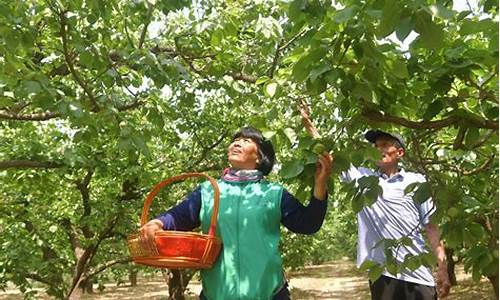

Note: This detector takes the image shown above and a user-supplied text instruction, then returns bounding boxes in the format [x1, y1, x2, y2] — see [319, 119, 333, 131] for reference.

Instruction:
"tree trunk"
[445, 248, 457, 286]
[165, 269, 196, 300]
[81, 279, 93, 294]
[129, 269, 138, 286]
[167, 270, 186, 300]
[487, 275, 499, 299]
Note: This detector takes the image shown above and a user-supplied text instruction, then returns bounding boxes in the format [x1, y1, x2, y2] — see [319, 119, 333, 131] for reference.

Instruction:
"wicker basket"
[127, 173, 222, 269]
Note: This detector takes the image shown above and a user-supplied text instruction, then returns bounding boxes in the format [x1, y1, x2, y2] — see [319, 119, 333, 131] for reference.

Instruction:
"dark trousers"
[370, 275, 437, 300]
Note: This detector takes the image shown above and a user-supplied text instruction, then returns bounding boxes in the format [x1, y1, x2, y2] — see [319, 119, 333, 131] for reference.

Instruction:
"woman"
[140, 127, 333, 300]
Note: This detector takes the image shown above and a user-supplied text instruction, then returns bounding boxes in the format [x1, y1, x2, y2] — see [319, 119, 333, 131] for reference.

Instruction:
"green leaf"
[414, 10, 445, 49]
[292, 56, 312, 82]
[332, 152, 350, 174]
[283, 127, 297, 144]
[357, 175, 379, 190]
[386, 262, 398, 275]
[305, 77, 327, 95]
[472, 266, 482, 282]
[455, 10, 471, 20]
[400, 236, 414, 247]
[460, 19, 497, 35]
[333, 6, 357, 23]
[376, 0, 401, 38]
[413, 182, 431, 203]
[79, 51, 96, 68]
[468, 222, 486, 238]
[255, 76, 270, 85]
[359, 260, 378, 271]
[264, 82, 279, 97]
[352, 82, 372, 102]
[404, 182, 419, 195]
[464, 127, 479, 149]
[363, 186, 381, 206]
[404, 254, 422, 271]
[292, 47, 328, 82]
[310, 64, 331, 82]
[446, 226, 464, 248]
[280, 160, 304, 179]
[364, 147, 380, 162]
[423, 100, 444, 120]
[430, 4, 455, 20]
[421, 252, 437, 267]
[352, 193, 364, 213]
[368, 264, 384, 282]
[388, 59, 409, 79]
[24, 81, 42, 94]
[262, 131, 276, 139]
[288, 0, 307, 21]
[0, 97, 14, 108]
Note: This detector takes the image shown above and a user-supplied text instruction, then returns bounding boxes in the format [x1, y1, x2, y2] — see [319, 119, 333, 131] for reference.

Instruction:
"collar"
[377, 168, 406, 180]
[222, 168, 264, 183]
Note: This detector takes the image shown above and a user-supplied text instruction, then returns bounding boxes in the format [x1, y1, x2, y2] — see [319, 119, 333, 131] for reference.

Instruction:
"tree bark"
[80, 279, 94, 294]
[166, 269, 196, 300]
[167, 270, 186, 300]
[129, 269, 138, 286]
[445, 248, 457, 286]
[487, 275, 499, 299]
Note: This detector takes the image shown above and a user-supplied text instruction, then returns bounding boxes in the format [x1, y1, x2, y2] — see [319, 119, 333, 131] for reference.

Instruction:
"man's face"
[374, 136, 404, 168]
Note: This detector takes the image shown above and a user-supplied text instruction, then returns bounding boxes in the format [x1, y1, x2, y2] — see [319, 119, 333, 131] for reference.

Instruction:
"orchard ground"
[0, 259, 495, 300]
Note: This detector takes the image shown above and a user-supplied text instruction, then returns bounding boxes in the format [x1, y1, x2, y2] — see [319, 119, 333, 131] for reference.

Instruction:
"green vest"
[199, 179, 285, 300]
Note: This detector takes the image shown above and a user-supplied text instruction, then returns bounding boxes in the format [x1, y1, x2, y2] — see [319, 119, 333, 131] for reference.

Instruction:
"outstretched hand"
[314, 152, 334, 200]
[298, 100, 321, 139]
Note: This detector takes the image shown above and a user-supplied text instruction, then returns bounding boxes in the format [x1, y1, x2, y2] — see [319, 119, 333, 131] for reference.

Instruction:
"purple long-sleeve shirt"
[156, 186, 327, 234]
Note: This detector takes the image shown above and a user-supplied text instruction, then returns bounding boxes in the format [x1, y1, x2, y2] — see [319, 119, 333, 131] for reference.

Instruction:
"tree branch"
[26, 273, 53, 286]
[82, 257, 132, 281]
[278, 27, 311, 52]
[138, 2, 154, 49]
[230, 72, 257, 83]
[462, 155, 496, 175]
[0, 110, 61, 121]
[187, 129, 229, 170]
[452, 127, 467, 150]
[0, 160, 64, 169]
[470, 130, 496, 149]
[361, 109, 498, 130]
[59, 10, 99, 111]
[76, 168, 94, 238]
[267, 40, 283, 78]
[481, 65, 498, 88]
[465, 72, 498, 104]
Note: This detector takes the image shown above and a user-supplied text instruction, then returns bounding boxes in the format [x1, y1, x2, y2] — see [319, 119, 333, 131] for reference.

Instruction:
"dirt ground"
[0, 259, 495, 299]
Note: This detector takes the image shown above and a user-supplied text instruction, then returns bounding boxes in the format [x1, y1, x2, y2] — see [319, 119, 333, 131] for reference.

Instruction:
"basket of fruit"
[127, 173, 221, 269]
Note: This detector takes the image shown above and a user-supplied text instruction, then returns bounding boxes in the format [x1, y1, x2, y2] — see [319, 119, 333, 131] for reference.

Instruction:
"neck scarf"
[222, 168, 263, 182]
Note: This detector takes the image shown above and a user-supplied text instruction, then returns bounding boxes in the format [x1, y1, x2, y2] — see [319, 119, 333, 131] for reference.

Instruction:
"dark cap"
[365, 130, 405, 149]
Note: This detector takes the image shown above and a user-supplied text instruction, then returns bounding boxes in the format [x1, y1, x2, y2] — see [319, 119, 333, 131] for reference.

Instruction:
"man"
[300, 106, 450, 300]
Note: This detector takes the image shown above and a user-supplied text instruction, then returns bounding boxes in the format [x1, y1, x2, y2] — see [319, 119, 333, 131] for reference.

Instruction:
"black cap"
[365, 130, 405, 149]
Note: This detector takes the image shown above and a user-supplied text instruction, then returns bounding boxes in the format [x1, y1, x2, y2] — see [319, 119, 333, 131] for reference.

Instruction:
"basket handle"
[140, 172, 220, 237]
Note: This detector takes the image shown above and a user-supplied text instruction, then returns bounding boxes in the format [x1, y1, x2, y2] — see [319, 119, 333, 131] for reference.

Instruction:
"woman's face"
[227, 137, 259, 170]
